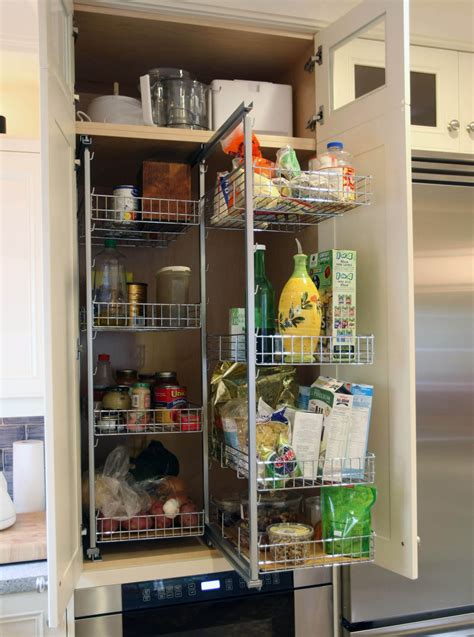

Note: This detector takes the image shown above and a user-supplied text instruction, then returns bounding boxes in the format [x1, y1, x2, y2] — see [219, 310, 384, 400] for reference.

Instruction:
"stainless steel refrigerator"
[342, 157, 474, 636]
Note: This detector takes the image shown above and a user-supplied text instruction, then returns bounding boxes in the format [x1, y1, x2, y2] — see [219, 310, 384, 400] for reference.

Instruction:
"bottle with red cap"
[94, 353, 115, 401]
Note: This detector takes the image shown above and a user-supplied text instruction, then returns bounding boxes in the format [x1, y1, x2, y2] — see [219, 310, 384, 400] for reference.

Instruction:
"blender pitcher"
[140, 68, 209, 129]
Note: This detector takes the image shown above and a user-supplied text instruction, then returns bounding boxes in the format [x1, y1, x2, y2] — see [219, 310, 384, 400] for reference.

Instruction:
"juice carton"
[308, 250, 356, 361]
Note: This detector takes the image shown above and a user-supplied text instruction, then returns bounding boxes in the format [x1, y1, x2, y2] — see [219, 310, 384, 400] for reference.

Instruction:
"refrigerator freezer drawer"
[344, 611, 474, 636]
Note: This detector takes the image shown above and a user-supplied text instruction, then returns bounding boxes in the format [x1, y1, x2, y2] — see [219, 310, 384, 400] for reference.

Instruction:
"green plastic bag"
[321, 486, 376, 557]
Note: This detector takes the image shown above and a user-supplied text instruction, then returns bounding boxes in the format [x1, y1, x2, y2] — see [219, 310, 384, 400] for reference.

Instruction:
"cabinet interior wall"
[73, 7, 316, 141]
[75, 3, 323, 556]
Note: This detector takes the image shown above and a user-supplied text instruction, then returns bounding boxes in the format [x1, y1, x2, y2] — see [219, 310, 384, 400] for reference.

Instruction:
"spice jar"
[102, 386, 132, 410]
[304, 495, 322, 541]
[155, 371, 179, 386]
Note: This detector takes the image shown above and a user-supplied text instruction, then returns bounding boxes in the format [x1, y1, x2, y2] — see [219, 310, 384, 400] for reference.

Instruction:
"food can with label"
[154, 384, 187, 424]
[175, 409, 201, 432]
[113, 185, 139, 225]
[127, 282, 147, 327]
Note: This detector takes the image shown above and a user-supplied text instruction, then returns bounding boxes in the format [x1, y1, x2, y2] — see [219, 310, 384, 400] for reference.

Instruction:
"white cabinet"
[333, 38, 473, 153]
[459, 52, 474, 154]
[38, 0, 418, 624]
[0, 590, 73, 637]
[0, 139, 44, 417]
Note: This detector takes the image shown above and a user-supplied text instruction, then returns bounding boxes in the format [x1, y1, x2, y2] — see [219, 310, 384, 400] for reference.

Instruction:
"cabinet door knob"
[466, 121, 474, 134]
[447, 119, 460, 132]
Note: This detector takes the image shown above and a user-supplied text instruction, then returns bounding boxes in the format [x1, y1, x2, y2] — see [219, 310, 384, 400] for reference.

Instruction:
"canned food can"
[113, 185, 139, 225]
[127, 282, 147, 327]
[175, 410, 201, 432]
[154, 384, 187, 408]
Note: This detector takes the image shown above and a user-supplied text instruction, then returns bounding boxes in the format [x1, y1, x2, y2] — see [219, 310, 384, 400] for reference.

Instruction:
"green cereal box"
[308, 250, 356, 361]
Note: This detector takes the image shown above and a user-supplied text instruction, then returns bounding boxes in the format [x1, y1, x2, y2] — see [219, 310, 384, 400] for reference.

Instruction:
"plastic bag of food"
[221, 123, 262, 158]
[221, 397, 248, 451]
[130, 440, 179, 482]
[95, 446, 148, 519]
[276, 145, 301, 179]
[210, 362, 298, 451]
[321, 485, 376, 557]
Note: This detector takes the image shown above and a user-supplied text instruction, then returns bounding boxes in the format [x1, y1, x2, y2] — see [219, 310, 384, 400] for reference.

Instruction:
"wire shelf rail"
[208, 334, 374, 365]
[82, 302, 201, 331]
[87, 193, 200, 248]
[96, 510, 205, 543]
[204, 166, 372, 232]
[217, 443, 375, 489]
[94, 405, 202, 435]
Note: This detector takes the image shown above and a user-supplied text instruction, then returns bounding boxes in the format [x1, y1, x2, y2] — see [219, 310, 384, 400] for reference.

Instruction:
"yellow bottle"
[278, 239, 322, 363]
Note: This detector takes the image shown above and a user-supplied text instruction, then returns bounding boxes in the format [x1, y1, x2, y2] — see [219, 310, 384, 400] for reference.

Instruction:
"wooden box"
[142, 161, 192, 222]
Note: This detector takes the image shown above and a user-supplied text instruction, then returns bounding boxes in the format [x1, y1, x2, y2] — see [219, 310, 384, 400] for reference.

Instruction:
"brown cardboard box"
[142, 161, 192, 221]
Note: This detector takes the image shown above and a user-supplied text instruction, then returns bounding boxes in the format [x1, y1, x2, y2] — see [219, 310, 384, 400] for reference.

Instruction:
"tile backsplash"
[0, 417, 44, 499]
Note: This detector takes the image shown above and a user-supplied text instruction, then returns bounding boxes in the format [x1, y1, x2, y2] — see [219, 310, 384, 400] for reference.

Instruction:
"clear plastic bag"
[95, 446, 150, 519]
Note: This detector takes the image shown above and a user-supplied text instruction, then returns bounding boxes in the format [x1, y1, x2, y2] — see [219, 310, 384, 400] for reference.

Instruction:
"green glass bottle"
[254, 244, 276, 364]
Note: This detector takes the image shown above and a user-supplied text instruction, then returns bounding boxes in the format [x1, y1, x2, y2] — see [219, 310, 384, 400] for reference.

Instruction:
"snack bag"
[276, 145, 301, 179]
[221, 123, 262, 158]
[321, 485, 376, 557]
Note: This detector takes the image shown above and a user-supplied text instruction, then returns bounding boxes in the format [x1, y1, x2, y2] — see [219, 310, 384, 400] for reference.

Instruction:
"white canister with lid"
[156, 266, 191, 304]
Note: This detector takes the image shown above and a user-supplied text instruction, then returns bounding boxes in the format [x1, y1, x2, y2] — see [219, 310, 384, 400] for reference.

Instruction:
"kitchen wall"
[0, 416, 44, 498]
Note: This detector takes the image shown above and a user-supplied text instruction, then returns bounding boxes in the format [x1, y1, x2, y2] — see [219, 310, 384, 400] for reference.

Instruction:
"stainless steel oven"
[75, 569, 332, 636]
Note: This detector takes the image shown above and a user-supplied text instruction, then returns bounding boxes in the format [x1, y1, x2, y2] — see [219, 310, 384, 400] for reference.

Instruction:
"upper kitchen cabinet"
[333, 36, 472, 154]
[459, 52, 474, 155]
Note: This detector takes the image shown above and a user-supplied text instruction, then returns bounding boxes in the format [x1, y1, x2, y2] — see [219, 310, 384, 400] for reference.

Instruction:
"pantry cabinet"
[39, 0, 418, 627]
[333, 36, 473, 154]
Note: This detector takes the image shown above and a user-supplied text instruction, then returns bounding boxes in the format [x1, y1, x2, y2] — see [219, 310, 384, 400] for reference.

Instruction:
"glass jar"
[102, 386, 132, 410]
[116, 369, 138, 387]
[155, 371, 179, 386]
[304, 495, 322, 541]
[242, 491, 302, 533]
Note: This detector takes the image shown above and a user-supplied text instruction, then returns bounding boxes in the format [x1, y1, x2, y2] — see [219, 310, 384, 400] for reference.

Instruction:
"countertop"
[0, 560, 47, 595]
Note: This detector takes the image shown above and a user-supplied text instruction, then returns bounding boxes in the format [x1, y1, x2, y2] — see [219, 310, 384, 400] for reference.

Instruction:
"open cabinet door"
[315, 0, 417, 579]
[39, 0, 82, 626]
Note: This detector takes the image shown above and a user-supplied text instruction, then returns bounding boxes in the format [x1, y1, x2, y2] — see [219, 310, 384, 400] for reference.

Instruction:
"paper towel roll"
[13, 440, 45, 513]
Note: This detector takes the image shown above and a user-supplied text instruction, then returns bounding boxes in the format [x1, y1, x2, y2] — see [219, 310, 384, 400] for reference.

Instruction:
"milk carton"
[309, 250, 356, 361]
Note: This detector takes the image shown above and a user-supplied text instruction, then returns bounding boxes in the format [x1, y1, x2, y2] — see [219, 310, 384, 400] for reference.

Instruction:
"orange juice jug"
[278, 239, 322, 363]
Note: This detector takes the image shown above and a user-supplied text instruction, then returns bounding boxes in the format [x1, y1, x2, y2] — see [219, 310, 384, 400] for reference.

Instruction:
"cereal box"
[308, 250, 356, 361]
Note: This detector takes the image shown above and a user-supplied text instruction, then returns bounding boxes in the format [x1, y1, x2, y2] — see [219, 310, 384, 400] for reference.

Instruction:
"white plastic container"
[211, 80, 292, 136]
[156, 266, 191, 304]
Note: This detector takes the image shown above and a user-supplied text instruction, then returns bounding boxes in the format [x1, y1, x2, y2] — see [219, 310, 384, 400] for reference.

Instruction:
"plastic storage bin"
[211, 79, 293, 136]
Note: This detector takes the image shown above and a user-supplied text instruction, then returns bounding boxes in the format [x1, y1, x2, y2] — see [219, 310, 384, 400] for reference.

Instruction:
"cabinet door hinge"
[73, 26, 79, 41]
[76, 338, 83, 360]
[304, 45, 322, 72]
[306, 106, 324, 131]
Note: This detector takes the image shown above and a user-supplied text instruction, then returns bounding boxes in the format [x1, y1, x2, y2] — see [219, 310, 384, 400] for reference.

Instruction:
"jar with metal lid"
[155, 371, 179, 386]
[116, 369, 138, 387]
[102, 386, 132, 410]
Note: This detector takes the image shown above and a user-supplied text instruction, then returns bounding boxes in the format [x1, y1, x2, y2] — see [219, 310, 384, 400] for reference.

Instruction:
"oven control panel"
[122, 570, 293, 610]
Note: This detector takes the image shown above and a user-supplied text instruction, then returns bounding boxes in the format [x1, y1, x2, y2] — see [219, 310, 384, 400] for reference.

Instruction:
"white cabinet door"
[315, 0, 418, 579]
[333, 38, 460, 153]
[410, 46, 460, 152]
[459, 52, 474, 155]
[0, 140, 44, 417]
[38, 0, 82, 627]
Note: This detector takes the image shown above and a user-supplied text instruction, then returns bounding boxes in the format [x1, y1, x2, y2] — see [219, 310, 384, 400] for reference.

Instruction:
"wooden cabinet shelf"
[75, 121, 316, 163]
